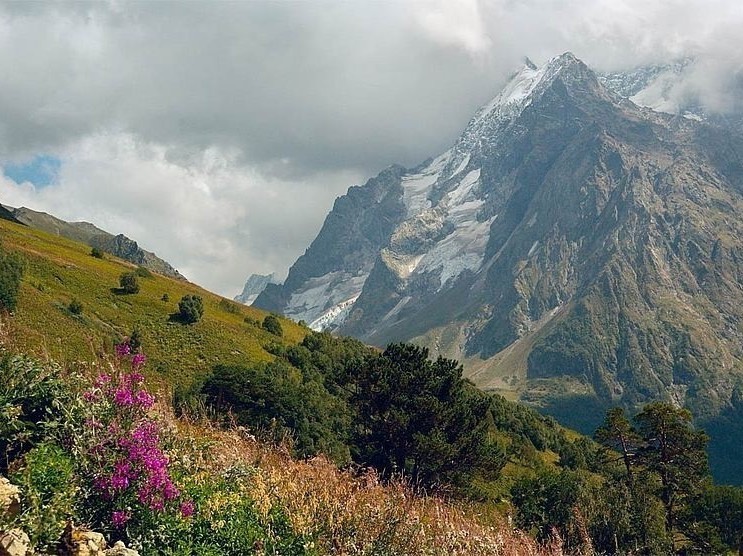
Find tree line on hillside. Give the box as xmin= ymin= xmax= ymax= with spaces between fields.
xmin=192 ymin=331 xmax=743 ymax=555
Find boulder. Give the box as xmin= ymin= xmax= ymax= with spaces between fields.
xmin=61 ymin=524 xmax=106 ymax=556
xmin=0 ymin=529 xmax=31 ymax=556
xmin=104 ymin=541 xmax=139 ymax=556
xmin=0 ymin=478 xmax=21 ymax=518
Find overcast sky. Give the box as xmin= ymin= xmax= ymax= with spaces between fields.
xmin=1 ymin=0 xmax=742 ymax=297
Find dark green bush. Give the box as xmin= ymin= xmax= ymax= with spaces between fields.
xmin=68 ymin=298 xmax=83 ymax=315
xmin=135 ymin=266 xmax=153 ymax=278
xmin=178 ymin=294 xmax=204 ymax=324
xmin=262 ymin=314 xmax=283 ymax=337
xmin=203 ymin=361 xmax=352 ymax=465
xmin=119 ymin=272 xmax=140 ymax=294
xmin=90 ymin=247 xmax=104 ymax=259
xmin=129 ymin=326 xmax=142 ymax=352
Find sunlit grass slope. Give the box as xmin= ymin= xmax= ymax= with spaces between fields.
xmin=0 ymin=217 xmax=305 ymax=386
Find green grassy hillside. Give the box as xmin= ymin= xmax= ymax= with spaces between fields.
xmin=0 ymin=217 xmax=304 ymax=388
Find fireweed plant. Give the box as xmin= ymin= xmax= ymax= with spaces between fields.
xmin=77 ymin=341 xmax=193 ymax=540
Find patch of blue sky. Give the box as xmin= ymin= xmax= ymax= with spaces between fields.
xmin=3 ymin=155 xmax=62 ymax=188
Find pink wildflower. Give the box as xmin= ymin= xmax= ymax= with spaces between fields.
xmin=180 ymin=500 xmax=195 ymax=518
xmin=83 ymin=390 xmax=99 ymax=402
xmin=134 ymin=390 xmax=155 ymax=409
xmin=115 ymin=342 xmax=131 ymax=357
xmin=114 ymin=388 xmax=134 ymax=406
xmin=131 ymin=353 xmax=147 ymax=369
xmin=111 ymin=510 xmax=130 ymax=528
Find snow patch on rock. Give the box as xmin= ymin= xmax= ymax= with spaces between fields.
xmin=285 ymin=271 xmax=367 ymax=325
xmin=402 ymin=150 xmax=451 ymax=216
xmin=309 ymin=294 xmax=361 ymax=331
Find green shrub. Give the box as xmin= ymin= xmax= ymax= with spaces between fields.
xmin=119 ymin=272 xmax=140 ymax=294
xmin=262 ymin=314 xmax=283 ymax=337
xmin=203 ymin=361 xmax=352 ymax=465
xmin=135 ymin=266 xmax=153 ymax=278
xmin=161 ymin=293 xmax=170 ymax=302
xmin=68 ymin=298 xmax=83 ymax=315
xmin=0 ymin=355 xmax=75 ymax=473
xmin=218 ymin=298 xmax=241 ymax=315
xmin=9 ymin=443 xmax=76 ymax=551
xmin=178 ymin=295 xmax=204 ymax=324
xmin=129 ymin=326 xmax=142 ymax=352
xmin=90 ymin=247 xmax=104 ymax=259
xmin=0 ymin=247 xmax=24 ymax=312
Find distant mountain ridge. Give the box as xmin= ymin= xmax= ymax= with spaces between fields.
xmin=234 ymin=273 xmax=278 ymax=305
xmin=255 ymin=52 xmax=743 ymax=483
xmin=1 ymin=205 xmax=186 ymax=281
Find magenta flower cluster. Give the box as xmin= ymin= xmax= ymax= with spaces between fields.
xmin=82 ymin=342 xmax=194 ymax=530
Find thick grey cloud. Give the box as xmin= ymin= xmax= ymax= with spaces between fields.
xmin=1 ymin=0 xmax=742 ymax=295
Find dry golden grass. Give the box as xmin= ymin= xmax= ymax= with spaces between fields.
xmin=168 ymin=412 xmax=564 ymax=556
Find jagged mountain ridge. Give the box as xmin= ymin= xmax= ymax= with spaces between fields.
xmin=234 ymin=273 xmax=278 ymax=305
xmin=254 ymin=53 xmax=743 ymax=482
xmin=3 ymin=206 xmax=186 ymax=280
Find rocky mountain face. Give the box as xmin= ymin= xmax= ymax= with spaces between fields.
xmin=234 ymin=273 xmax=278 ymax=305
xmin=5 ymin=206 xmax=186 ymax=280
xmin=254 ymin=53 xmax=743 ymax=483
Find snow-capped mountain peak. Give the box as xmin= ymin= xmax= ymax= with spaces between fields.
xmin=475 ymin=52 xmax=588 ymax=122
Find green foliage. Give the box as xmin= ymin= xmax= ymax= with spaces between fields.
xmin=9 ymin=443 xmax=76 ymax=551
xmin=511 ymin=468 xmax=585 ymax=548
xmin=135 ymin=266 xmax=153 ymax=278
xmin=119 ymin=271 xmax=140 ymax=294
xmin=634 ymin=402 xmax=709 ymax=537
xmin=218 ymin=298 xmax=242 ymax=315
xmin=178 ymin=294 xmax=204 ymax=324
xmin=152 ymin=470 xmax=309 ymax=556
xmin=68 ymin=297 xmax=84 ymax=315
xmin=0 ymin=246 xmax=24 ymax=312
xmin=204 ymin=361 xmax=352 ymax=464
xmin=128 ymin=326 xmax=143 ymax=352
xmin=594 ymin=407 xmax=641 ymax=481
xmin=0 ymin=355 xmax=74 ymax=473
xmin=202 ymin=334 xmax=512 ymax=490
xmin=262 ymin=314 xmax=283 ymax=337
xmin=90 ymin=246 xmax=104 ymax=259
xmin=687 ymin=484 xmax=743 ymax=553
xmin=589 ymin=402 xmax=717 ymax=554
xmin=579 ymin=472 xmax=670 ymax=554
xmin=353 ymin=343 xmax=505 ymax=488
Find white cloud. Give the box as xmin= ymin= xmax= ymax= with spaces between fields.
xmin=1 ymin=133 xmax=362 ymax=296
xmin=1 ymin=1 xmax=743 ymax=297
xmin=413 ymin=0 xmax=492 ymax=57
